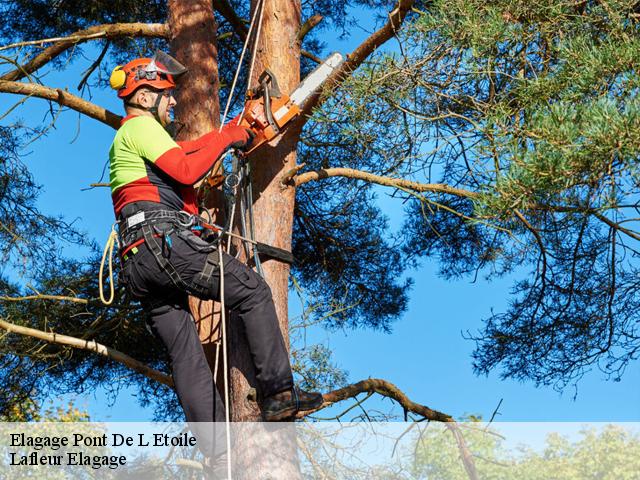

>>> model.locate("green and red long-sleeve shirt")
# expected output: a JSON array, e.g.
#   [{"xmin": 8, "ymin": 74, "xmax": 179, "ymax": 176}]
[{"xmin": 109, "ymin": 115, "xmax": 248, "ymax": 217}]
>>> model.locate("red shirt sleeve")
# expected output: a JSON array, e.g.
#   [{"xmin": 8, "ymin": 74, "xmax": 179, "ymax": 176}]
[
  {"xmin": 154, "ymin": 124, "xmax": 250, "ymax": 185},
  {"xmin": 176, "ymin": 121, "xmax": 245, "ymax": 153}
]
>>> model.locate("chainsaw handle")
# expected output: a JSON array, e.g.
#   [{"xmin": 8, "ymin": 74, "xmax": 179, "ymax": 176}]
[
  {"xmin": 256, "ymin": 69, "xmax": 282, "ymax": 98},
  {"xmin": 261, "ymin": 78, "xmax": 280, "ymax": 135}
]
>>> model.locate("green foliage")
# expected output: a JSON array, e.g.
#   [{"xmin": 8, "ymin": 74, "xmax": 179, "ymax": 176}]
[
  {"xmin": 412, "ymin": 424, "xmax": 640, "ymax": 479},
  {"xmin": 0, "ymin": 125, "xmax": 86, "ymax": 272},
  {"xmin": 291, "ymin": 343, "xmax": 348, "ymax": 392},
  {"xmin": 0, "ymin": 0, "xmax": 166, "ymax": 40},
  {"xmin": 0, "ymin": 257, "xmax": 180, "ymax": 420},
  {"xmin": 292, "ymin": 180, "xmax": 412, "ymax": 331}
]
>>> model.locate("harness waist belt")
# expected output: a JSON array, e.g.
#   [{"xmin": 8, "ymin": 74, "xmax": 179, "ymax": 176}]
[
  {"xmin": 118, "ymin": 209, "xmax": 197, "ymax": 247},
  {"xmin": 118, "ymin": 209, "xmax": 296, "ymax": 265}
]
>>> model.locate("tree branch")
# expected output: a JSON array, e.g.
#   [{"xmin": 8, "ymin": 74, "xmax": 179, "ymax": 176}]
[
  {"xmin": 300, "ymin": 378, "xmax": 479, "ymax": 480},
  {"xmin": 300, "ymin": 0, "xmax": 418, "ymax": 117},
  {"xmin": 0, "ymin": 318, "xmax": 173, "ymax": 387},
  {"xmin": 592, "ymin": 212, "xmax": 640, "ymax": 242},
  {"xmin": 288, "ymin": 168, "xmax": 640, "ymax": 246},
  {"xmin": 305, "ymin": 378, "xmax": 452, "ymax": 421},
  {"xmin": 285, "ymin": 167, "xmax": 478, "ymax": 199},
  {"xmin": 298, "ymin": 15, "xmax": 324, "ymax": 42},
  {"xmin": 0, "ymin": 80, "xmax": 121, "ymax": 129},
  {"xmin": 212, "ymin": 0, "xmax": 248, "ymax": 38},
  {"xmin": 0, "ymin": 294, "xmax": 88, "ymax": 304},
  {"xmin": 530, "ymin": 203, "xmax": 640, "ymax": 241},
  {"xmin": 77, "ymin": 40, "xmax": 111, "ymax": 91},
  {"xmin": 1, "ymin": 23, "xmax": 169, "ymax": 82}
]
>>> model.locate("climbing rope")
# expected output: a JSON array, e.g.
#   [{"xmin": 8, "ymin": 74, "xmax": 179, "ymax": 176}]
[
  {"xmin": 217, "ymin": 240, "xmax": 232, "ymax": 480},
  {"xmin": 99, "ymin": 224, "xmax": 119, "ymax": 305},
  {"xmin": 219, "ymin": 0, "xmax": 266, "ymax": 128}
]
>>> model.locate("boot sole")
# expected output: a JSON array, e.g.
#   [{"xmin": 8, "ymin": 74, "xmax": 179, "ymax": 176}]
[{"xmin": 263, "ymin": 397, "xmax": 324, "ymax": 421}]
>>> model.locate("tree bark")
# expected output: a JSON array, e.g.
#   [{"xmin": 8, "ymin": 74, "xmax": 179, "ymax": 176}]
[
  {"xmin": 168, "ymin": 0, "xmax": 219, "ymax": 136},
  {"xmin": 228, "ymin": 0, "xmax": 301, "ymax": 423}
]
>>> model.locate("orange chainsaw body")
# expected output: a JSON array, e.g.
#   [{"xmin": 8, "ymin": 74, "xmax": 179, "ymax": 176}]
[
  {"xmin": 206, "ymin": 56, "xmax": 345, "ymax": 187},
  {"xmin": 239, "ymin": 94, "xmax": 301, "ymax": 153}
]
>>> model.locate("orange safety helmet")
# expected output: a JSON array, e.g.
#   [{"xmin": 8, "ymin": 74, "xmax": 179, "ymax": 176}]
[{"xmin": 110, "ymin": 51, "xmax": 187, "ymax": 98}]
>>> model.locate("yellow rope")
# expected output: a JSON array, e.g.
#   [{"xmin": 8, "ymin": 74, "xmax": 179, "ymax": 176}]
[{"xmin": 99, "ymin": 224, "xmax": 119, "ymax": 305}]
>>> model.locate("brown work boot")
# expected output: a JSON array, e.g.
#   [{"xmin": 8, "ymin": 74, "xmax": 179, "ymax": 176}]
[{"xmin": 262, "ymin": 386, "xmax": 323, "ymax": 421}]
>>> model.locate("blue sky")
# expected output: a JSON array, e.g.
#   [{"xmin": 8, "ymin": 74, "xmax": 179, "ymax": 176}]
[{"xmin": 2, "ymin": 16, "xmax": 639, "ymax": 423}]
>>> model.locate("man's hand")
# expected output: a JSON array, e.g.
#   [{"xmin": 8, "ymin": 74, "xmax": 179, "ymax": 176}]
[
  {"xmin": 223, "ymin": 124, "xmax": 256, "ymax": 151},
  {"xmin": 235, "ymin": 128, "xmax": 256, "ymax": 151}
]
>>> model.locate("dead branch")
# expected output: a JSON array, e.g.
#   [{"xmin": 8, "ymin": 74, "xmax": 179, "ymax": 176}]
[
  {"xmin": 0, "ymin": 80, "xmax": 121, "ymax": 129},
  {"xmin": 77, "ymin": 40, "xmax": 111, "ymax": 91},
  {"xmin": 1, "ymin": 294, "xmax": 88, "ymax": 304},
  {"xmin": 1, "ymin": 32, "xmax": 107, "ymax": 52},
  {"xmin": 285, "ymin": 167, "xmax": 477, "ymax": 199},
  {"xmin": 280, "ymin": 162, "xmax": 307, "ymax": 188},
  {"xmin": 0, "ymin": 318, "xmax": 173, "ymax": 387},
  {"xmin": 446, "ymin": 424, "xmax": 480, "ymax": 480},
  {"xmin": 300, "ymin": 0, "xmax": 419, "ymax": 117},
  {"xmin": 306, "ymin": 378, "xmax": 452, "ymax": 422},
  {"xmin": 1, "ymin": 23, "xmax": 169, "ymax": 82}
]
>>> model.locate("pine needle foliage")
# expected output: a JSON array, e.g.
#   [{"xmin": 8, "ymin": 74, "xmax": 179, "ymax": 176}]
[{"xmin": 324, "ymin": 0, "xmax": 640, "ymax": 388}]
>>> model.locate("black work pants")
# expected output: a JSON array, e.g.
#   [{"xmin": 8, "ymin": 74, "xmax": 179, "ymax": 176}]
[{"xmin": 122, "ymin": 227, "xmax": 294, "ymax": 426}]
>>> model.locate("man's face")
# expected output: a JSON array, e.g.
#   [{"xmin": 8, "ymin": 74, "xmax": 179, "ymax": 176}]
[
  {"xmin": 135, "ymin": 88, "xmax": 176, "ymax": 126},
  {"xmin": 155, "ymin": 90, "xmax": 176, "ymax": 127}
]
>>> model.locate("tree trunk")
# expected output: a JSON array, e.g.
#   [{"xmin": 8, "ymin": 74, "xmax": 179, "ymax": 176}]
[
  {"xmin": 168, "ymin": 0, "xmax": 220, "ymax": 135},
  {"xmin": 229, "ymin": 0, "xmax": 301, "ymax": 422},
  {"xmin": 168, "ymin": 0, "xmax": 303, "ymax": 477}
]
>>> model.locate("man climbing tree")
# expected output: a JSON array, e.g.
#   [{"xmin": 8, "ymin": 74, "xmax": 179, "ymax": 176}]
[
  {"xmin": 108, "ymin": 50, "xmax": 322, "ymax": 425},
  {"xmin": 106, "ymin": 48, "xmax": 326, "ymax": 478}
]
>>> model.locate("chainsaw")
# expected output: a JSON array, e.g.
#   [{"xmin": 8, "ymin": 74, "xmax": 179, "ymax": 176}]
[
  {"xmin": 240, "ymin": 51, "xmax": 343, "ymax": 153},
  {"xmin": 205, "ymin": 52, "xmax": 343, "ymax": 188}
]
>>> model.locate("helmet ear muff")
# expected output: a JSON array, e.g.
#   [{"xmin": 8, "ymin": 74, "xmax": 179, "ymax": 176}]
[{"xmin": 109, "ymin": 66, "xmax": 126, "ymax": 90}]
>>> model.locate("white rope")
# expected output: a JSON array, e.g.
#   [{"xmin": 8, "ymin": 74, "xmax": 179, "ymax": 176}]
[
  {"xmin": 215, "ymin": 3, "xmax": 268, "ymax": 479},
  {"xmin": 217, "ymin": 241, "xmax": 232, "ymax": 480},
  {"xmin": 99, "ymin": 224, "xmax": 119, "ymax": 305},
  {"xmin": 237, "ymin": 0, "xmax": 267, "ymax": 123},
  {"xmin": 219, "ymin": 0, "xmax": 266, "ymax": 129}
]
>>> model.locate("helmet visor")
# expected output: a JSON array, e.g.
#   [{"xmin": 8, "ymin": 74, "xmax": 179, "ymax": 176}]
[{"xmin": 146, "ymin": 50, "xmax": 188, "ymax": 76}]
